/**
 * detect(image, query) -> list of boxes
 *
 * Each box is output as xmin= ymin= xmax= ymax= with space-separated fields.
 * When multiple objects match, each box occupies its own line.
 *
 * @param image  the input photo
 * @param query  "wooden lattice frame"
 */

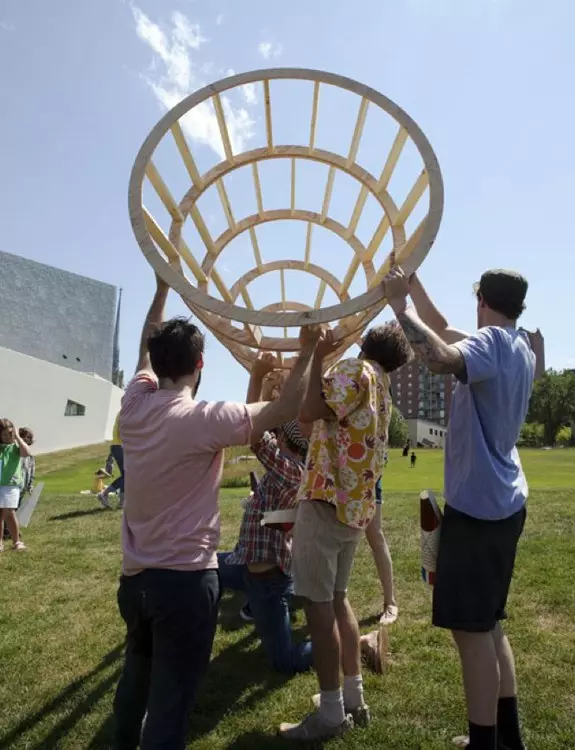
xmin=129 ymin=68 xmax=444 ymax=371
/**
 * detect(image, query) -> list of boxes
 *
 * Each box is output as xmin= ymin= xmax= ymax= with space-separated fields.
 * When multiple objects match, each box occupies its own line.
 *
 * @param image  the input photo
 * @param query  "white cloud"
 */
xmin=0 ymin=20 xmax=15 ymax=31
xmin=242 ymin=83 xmax=257 ymax=105
xmin=132 ymin=6 xmax=256 ymax=159
xmin=258 ymin=40 xmax=283 ymax=60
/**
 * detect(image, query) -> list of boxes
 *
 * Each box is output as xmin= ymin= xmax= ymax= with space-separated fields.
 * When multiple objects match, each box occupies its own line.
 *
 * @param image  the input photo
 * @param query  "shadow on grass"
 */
xmin=223 ymin=730 xmax=326 ymax=749
xmin=0 ymin=644 xmax=124 ymax=750
xmin=49 ymin=508 xmax=107 ymax=521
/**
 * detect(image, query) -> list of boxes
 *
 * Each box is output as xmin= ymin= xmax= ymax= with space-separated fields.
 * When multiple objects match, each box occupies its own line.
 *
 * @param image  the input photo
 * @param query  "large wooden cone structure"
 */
xmin=129 ymin=68 xmax=444 ymax=371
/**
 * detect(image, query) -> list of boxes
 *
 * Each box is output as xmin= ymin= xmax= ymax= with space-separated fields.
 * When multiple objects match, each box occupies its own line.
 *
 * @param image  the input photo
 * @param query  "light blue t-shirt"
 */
xmin=444 ymin=326 xmax=535 ymax=521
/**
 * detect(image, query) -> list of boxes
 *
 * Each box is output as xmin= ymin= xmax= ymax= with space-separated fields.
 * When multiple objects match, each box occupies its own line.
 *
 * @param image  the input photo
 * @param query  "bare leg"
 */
xmin=491 ymin=622 xmax=516 ymax=698
xmin=5 ymin=510 xmax=20 ymax=545
xmin=365 ymin=505 xmax=396 ymax=608
xmin=453 ymin=630 xmax=500 ymax=726
xmin=333 ymin=593 xmax=361 ymax=677
xmin=0 ymin=509 xmax=5 ymax=544
xmin=492 ymin=623 xmax=525 ymax=749
xmin=304 ymin=600 xmax=340 ymax=690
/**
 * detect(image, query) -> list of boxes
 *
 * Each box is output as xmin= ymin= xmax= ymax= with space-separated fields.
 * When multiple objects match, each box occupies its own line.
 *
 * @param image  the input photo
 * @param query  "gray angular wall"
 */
xmin=0 ymin=251 xmax=117 ymax=381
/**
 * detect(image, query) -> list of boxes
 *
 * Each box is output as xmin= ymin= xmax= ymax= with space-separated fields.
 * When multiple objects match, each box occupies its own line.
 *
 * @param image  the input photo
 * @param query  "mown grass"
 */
xmin=0 ymin=449 xmax=573 ymax=748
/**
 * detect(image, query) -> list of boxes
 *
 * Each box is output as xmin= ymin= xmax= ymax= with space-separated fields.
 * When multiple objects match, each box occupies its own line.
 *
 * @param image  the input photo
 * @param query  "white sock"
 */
xmin=319 ymin=688 xmax=345 ymax=726
xmin=343 ymin=674 xmax=364 ymax=710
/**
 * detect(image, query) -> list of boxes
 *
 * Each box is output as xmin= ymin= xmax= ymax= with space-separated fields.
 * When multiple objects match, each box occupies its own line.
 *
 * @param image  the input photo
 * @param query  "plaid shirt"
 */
xmin=225 ymin=431 xmax=304 ymax=574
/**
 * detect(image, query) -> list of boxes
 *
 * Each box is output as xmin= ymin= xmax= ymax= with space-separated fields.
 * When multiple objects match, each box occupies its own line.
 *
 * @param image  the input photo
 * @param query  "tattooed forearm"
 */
xmin=396 ymin=309 xmax=467 ymax=378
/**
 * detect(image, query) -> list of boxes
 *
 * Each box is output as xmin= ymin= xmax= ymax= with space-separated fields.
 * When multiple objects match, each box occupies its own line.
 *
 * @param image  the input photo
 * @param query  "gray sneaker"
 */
xmin=311 ymin=693 xmax=371 ymax=728
xmin=279 ymin=711 xmax=353 ymax=741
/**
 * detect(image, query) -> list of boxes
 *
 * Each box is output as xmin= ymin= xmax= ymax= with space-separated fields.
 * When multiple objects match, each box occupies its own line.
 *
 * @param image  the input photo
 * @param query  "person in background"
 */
xmin=218 ymin=353 xmax=313 ymax=675
xmin=18 ymin=428 xmax=35 ymax=501
xmin=113 ymin=274 xmax=323 ymax=750
xmin=384 ymin=268 xmax=542 ymax=750
xmin=410 ymin=451 xmax=417 ymax=468
xmin=280 ymin=322 xmax=411 ymax=741
xmin=99 ymin=412 xmax=124 ymax=510
xmin=365 ymin=476 xmax=398 ymax=625
xmin=0 ymin=419 xmax=30 ymax=552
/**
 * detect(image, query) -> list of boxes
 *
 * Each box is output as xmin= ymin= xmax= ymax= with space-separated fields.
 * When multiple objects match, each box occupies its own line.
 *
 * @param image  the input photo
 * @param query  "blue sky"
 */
xmin=1 ymin=0 xmax=573 ymax=402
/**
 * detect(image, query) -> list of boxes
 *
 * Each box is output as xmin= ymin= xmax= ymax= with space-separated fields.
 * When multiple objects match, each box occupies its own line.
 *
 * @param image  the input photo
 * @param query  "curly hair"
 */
xmin=147 ymin=317 xmax=205 ymax=382
xmin=360 ymin=322 xmax=412 ymax=373
xmin=19 ymin=427 xmax=34 ymax=445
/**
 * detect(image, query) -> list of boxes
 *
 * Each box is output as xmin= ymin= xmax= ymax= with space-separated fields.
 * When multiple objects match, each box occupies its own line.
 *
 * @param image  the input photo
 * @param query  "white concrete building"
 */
xmin=0 ymin=251 xmax=123 ymax=454
xmin=407 ymin=418 xmax=447 ymax=449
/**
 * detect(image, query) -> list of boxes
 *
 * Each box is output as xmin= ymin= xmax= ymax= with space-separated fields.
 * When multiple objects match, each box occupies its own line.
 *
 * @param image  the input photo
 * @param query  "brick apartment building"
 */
xmin=389 ymin=359 xmax=457 ymax=427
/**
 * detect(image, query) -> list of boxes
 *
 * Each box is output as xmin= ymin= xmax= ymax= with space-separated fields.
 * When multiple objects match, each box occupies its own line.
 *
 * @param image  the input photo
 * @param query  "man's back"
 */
xmin=120 ymin=373 xmax=251 ymax=575
xmin=446 ymin=326 xmax=535 ymax=520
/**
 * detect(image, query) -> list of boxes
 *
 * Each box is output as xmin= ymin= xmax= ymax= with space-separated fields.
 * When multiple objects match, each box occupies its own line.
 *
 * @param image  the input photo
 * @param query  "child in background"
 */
xmin=18 ymin=428 xmax=36 ymax=502
xmin=410 ymin=451 xmax=417 ymax=468
xmin=0 ymin=419 xmax=31 ymax=551
xmin=365 ymin=476 xmax=399 ymax=625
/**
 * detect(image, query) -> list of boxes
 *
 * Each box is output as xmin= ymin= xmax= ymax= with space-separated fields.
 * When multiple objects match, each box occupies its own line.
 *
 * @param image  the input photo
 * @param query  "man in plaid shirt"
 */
xmin=218 ymin=354 xmax=312 ymax=675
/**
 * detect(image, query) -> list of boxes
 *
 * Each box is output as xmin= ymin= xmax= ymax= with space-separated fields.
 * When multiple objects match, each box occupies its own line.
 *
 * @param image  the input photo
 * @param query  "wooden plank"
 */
xmin=290 ymin=158 xmax=296 ymax=214
xmin=347 ymin=97 xmax=369 ymax=167
xmin=212 ymin=92 xmax=234 ymax=162
xmin=178 ymin=236 xmax=208 ymax=283
xmin=171 ymin=122 xmax=204 ymax=188
xmin=320 ymin=166 xmax=336 ymax=223
xmin=263 ymin=79 xmax=273 ymax=152
xmin=280 ymin=268 xmax=287 ymax=337
xmin=216 ymin=178 xmax=235 ymax=230
xmin=189 ymin=204 xmax=217 ymax=255
xmin=394 ymin=170 xmax=429 ymax=226
xmin=314 ymin=279 xmax=327 ymax=308
xmin=340 ymin=257 xmax=361 ymax=296
xmin=309 ymin=81 xmax=320 ymax=153
xmin=366 ymin=214 xmax=390 ymax=259
xmin=144 ymin=208 xmax=180 ymax=262
xmin=240 ymin=285 xmax=255 ymax=309
xmin=211 ymin=268 xmax=233 ymax=302
xmin=304 ymin=222 xmax=313 ymax=268
xmin=346 ymin=185 xmax=369 ymax=240
xmin=249 ymin=226 xmax=263 ymax=267
xmin=145 ymin=161 xmax=183 ymax=221
xmin=377 ymin=126 xmax=408 ymax=192
xmin=252 ymin=162 xmax=264 ymax=218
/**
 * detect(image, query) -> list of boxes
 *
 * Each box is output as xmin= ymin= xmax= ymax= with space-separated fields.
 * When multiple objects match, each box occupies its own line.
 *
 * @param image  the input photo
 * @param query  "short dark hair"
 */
xmin=19 ymin=427 xmax=34 ymax=445
xmin=361 ymin=323 xmax=411 ymax=373
xmin=147 ymin=317 xmax=205 ymax=381
xmin=475 ymin=269 xmax=528 ymax=321
xmin=0 ymin=418 xmax=15 ymax=440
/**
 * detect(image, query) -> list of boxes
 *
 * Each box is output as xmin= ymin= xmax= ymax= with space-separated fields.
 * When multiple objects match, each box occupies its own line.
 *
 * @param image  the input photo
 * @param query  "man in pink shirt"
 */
xmin=112 ymin=275 xmax=321 ymax=750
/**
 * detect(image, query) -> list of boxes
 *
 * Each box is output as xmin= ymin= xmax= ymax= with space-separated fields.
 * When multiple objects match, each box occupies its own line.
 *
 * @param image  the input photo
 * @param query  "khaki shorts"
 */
xmin=292 ymin=500 xmax=362 ymax=603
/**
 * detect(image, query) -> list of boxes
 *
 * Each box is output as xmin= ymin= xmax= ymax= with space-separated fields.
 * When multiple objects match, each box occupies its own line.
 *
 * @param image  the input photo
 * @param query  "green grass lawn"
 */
xmin=1 ymin=449 xmax=574 ymax=748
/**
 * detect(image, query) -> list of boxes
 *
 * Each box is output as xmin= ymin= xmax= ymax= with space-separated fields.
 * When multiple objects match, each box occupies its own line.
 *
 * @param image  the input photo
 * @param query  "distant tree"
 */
xmin=518 ymin=422 xmax=544 ymax=448
xmin=556 ymin=425 xmax=572 ymax=447
xmin=527 ymin=369 xmax=575 ymax=446
xmin=388 ymin=406 xmax=409 ymax=447
xmin=113 ymin=368 xmax=125 ymax=388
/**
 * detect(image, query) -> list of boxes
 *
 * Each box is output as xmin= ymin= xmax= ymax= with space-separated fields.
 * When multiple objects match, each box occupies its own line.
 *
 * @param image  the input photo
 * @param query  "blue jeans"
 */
xmin=108 ymin=444 xmax=125 ymax=495
xmin=217 ymin=552 xmax=312 ymax=675
xmin=113 ymin=568 xmax=219 ymax=750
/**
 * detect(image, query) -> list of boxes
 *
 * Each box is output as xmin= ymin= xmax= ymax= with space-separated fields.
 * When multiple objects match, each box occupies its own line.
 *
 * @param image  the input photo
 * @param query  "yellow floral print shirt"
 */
xmin=297 ymin=357 xmax=392 ymax=529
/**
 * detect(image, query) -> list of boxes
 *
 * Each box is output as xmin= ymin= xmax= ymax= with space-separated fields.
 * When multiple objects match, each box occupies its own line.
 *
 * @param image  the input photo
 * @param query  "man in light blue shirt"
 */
xmin=383 ymin=268 xmax=543 ymax=750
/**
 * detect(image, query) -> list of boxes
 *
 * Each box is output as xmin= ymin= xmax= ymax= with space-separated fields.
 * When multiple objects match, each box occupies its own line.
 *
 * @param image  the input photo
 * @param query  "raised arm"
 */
xmin=14 ymin=431 xmax=31 ymax=458
xmin=247 ymin=326 xmax=321 ymax=443
xmin=384 ymin=269 xmax=467 ymax=379
xmin=299 ymin=329 xmax=340 ymax=423
xmin=246 ymin=353 xmax=277 ymax=404
xmin=409 ymin=273 xmax=469 ymax=344
xmin=136 ymin=274 xmax=170 ymax=373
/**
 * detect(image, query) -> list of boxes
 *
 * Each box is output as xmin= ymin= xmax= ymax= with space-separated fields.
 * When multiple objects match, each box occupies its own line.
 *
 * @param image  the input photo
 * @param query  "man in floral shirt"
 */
xmin=280 ymin=323 xmax=411 ymax=741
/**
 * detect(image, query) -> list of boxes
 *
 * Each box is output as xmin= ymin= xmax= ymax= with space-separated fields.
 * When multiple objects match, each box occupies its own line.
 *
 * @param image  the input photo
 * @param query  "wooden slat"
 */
xmin=346 ymin=185 xmax=369 ymax=240
xmin=291 ymin=158 xmax=296 ymax=214
xmin=280 ymin=268 xmax=287 ymax=337
xmin=320 ymin=166 xmax=336 ymax=223
xmin=189 ymin=204 xmax=216 ymax=255
xmin=252 ymin=163 xmax=264 ymax=218
xmin=347 ymin=97 xmax=369 ymax=167
xmin=240 ymin=285 xmax=255 ymax=309
xmin=249 ymin=227 xmax=263 ymax=267
xmin=211 ymin=268 xmax=233 ymax=303
xmin=314 ymin=279 xmax=327 ymax=308
xmin=216 ymin=178 xmax=235 ymax=230
xmin=309 ymin=81 xmax=320 ymax=153
xmin=212 ymin=93 xmax=234 ymax=162
xmin=171 ymin=122 xmax=204 ymax=188
xmin=366 ymin=214 xmax=391 ymax=260
xmin=177 ymin=236 xmax=208 ymax=283
xmin=377 ymin=126 xmax=408 ymax=192
xmin=394 ymin=170 xmax=429 ymax=226
xmin=304 ymin=222 xmax=313 ymax=268
xmin=145 ymin=161 xmax=183 ymax=221
xmin=143 ymin=207 xmax=180 ymax=262
xmin=369 ymin=220 xmax=426 ymax=289
xmin=263 ymin=80 xmax=273 ymax=152
xmin=340 ymin=257 xmax=360 ymax=296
